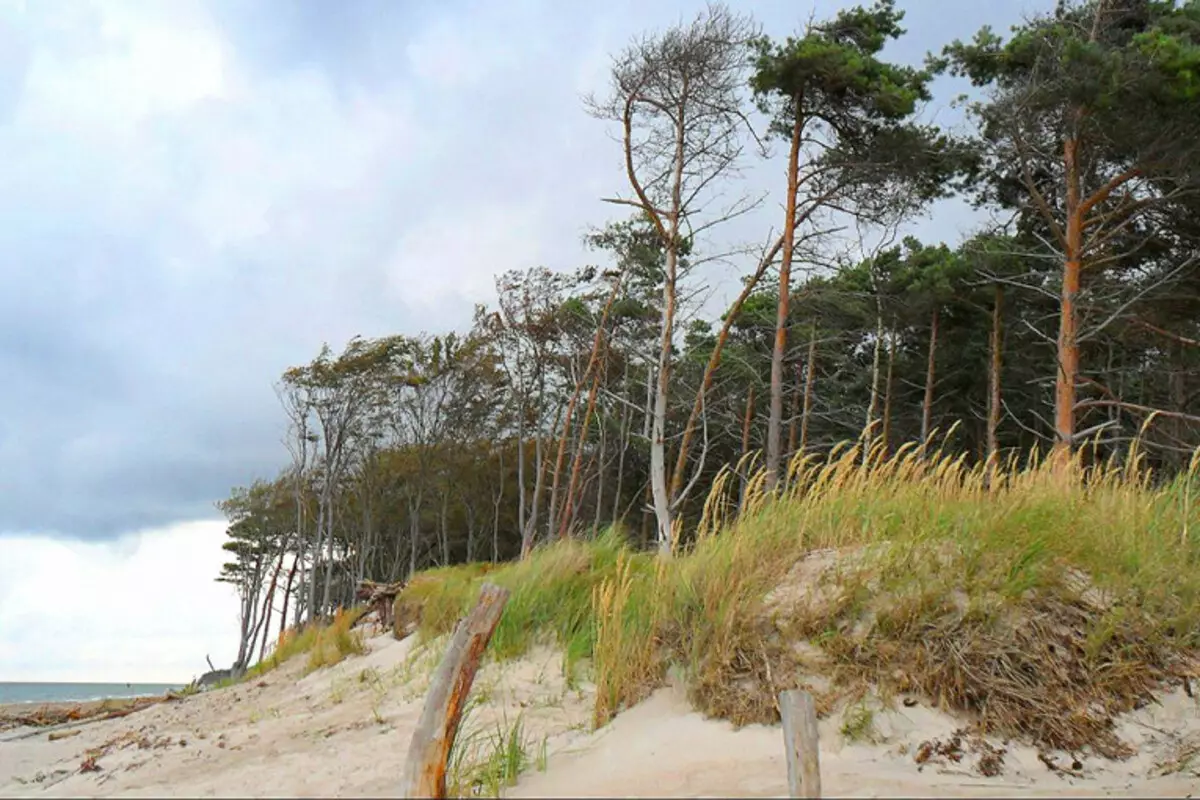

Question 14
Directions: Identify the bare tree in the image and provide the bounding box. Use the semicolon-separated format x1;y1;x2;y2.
587;3;758;554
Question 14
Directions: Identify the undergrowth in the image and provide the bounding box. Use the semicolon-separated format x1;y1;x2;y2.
242;606;368;680
395;435;1200;756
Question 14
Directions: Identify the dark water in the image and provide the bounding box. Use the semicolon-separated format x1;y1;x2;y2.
0;682;182;705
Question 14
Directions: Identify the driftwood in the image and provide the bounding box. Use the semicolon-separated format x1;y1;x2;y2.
401;582;510;799
780;689;821;798
354;579;406;632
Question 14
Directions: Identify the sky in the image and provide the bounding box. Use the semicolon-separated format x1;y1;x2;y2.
0;0;1035;683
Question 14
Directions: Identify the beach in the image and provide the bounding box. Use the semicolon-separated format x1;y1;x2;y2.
2;630;1199;798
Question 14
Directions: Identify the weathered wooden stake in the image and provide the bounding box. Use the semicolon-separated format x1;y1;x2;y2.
401;582;510;799
779;689;821;798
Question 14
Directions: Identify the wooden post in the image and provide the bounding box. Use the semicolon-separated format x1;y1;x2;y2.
779;689;821;798
401;583;510;799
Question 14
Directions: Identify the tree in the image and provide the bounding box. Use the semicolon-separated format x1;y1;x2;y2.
588;3;759;554
751;0;975;488
943;0;1200;460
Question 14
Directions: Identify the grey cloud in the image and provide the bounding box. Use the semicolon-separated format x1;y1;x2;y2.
0;0;1031;542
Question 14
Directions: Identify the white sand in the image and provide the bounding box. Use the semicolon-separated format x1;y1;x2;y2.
2;631;1198;798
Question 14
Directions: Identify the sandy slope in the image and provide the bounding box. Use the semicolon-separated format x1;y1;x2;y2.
1;631;1198;798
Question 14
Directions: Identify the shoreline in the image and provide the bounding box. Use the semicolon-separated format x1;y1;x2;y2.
2;631;1198;798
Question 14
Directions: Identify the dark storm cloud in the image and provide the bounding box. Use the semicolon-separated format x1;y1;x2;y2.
0;0;1031;542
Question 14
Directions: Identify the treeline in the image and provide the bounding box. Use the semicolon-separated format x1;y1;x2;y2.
216;0;1200;669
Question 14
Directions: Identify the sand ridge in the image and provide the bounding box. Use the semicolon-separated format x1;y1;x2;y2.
1;631;1198;798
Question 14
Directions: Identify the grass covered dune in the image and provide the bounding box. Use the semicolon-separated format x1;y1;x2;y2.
394;441;1200;759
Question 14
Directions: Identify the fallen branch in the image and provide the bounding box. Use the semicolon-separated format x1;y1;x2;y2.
401;582;510;799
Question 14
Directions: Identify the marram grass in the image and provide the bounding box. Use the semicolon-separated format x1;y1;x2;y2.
399;437;1200;753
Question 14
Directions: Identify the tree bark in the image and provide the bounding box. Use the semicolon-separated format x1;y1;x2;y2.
800;330;817;454
882;326;897;458
739;385;755;509
921;306;940;448
548;279;622;542
560;351;607;539
670;235;781;506
864;303;884;465
1055;135;1083;462
400;583;511;799
611;363;632;525
787;360;802;462
767;95;806;493
987;283;1004;469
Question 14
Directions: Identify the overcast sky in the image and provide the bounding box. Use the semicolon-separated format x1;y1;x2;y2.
0;0;1033;683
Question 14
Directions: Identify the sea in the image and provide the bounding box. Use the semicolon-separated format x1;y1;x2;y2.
0;682;183;706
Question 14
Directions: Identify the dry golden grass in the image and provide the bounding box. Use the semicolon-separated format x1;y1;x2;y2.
392;433;1200;754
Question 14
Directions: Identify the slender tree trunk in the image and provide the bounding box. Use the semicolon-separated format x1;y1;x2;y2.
864;302;885;465
640;363;654;547
787;361;801;462
408;490;423;578
492;444;504;563
560;354;607;539
593;407;608;535
516;409;526;544
921;306;940;447
612;362;632;525
320;486;337;617
549;280;622;541
438;487;450;566
987;283;1004;469
767;97;806;493
800;330;817;454
279;551;299;642
521;432;547;559
739;386;755;509
649;269;677;555
670;238;780;504
256;551;285;665
882;326;897;458
1055;135;1083;463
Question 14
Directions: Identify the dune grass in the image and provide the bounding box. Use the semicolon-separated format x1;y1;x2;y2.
241;606;368;680
396;435;1200;754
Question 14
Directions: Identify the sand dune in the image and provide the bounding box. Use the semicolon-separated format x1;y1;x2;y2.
2;631;1198;798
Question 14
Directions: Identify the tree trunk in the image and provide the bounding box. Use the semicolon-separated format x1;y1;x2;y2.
640;363;655;547
516;376;527;542
279;551;299;643
1055;135;1083;462
864;302;884;465
987;283;1004;469
882;325;897;458
767;96;805;493
739;385;755;510
593;405;608;535
787;361;802;462
560;356;606;539
492;444;504;563
407;490;423;579
612;362;632;525
438;488;450;566
800;330;817;454
548;280;622;541
669;236;780;505
921;306;940;448
320;489;337;616
256;550;285;665
520;431;547;559
401;584;511;799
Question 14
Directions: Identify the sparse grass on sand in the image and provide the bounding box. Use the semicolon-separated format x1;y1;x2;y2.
241;606;368;682
395;434;1200;758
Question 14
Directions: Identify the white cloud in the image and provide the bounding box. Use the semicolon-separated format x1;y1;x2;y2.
0;521;241;683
